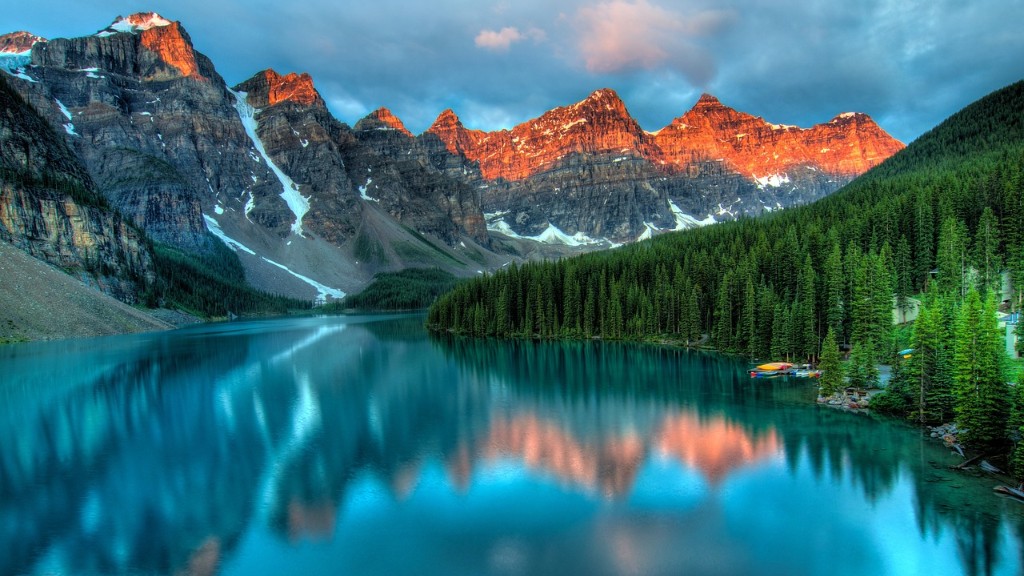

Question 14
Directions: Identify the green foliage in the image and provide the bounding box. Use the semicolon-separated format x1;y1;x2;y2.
847;342;879;389
152;241;310;317
1011;372;1024;480
871;358;915;417
818;327;843;396
901;290;956;424
952;290;1009;446
326;268;458;311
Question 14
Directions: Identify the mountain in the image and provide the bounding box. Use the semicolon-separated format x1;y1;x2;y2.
426;88;903;243
0;14;499;302
0;12;903;310
427;79;1024;355
0;73;154;303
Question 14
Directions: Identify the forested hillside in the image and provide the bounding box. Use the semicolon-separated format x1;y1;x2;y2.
428;81;1024;364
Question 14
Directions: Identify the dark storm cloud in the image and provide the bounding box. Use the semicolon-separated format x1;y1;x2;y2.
6;0;1024;142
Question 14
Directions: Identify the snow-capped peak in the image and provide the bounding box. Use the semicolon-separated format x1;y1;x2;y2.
0;31;46;54
97;13;172;37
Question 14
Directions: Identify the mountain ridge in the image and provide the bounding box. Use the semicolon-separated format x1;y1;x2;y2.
0;11;907;315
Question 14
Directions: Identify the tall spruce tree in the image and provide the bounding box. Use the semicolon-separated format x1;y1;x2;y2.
952;290;1009;446
818;327;843;396
972;207;1002;297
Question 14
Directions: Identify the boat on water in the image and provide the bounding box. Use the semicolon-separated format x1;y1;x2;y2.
750;362;795;378
749;362;822;378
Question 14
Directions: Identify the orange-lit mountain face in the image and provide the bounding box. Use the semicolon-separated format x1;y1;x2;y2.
94;13;206;80
235;69;325;108
653;94;903;182
365;107;414;137
428;89;903;183
0;31;45;53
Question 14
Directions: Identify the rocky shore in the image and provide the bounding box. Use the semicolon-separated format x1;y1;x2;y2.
816;387;881;412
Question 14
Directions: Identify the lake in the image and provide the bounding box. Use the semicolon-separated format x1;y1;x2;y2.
1;314;1022;575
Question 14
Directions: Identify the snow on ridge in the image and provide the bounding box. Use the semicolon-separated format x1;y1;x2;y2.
487;217;604;247
229;88;310;236
104;13;172;35
754;173;790;189
668;199;716;230
359;178;379;202
533;223;602;246
54;99;78;136
637;223;658;241
203;214;255;255
259;257;345;304
203;213;345;303
0;51;35;82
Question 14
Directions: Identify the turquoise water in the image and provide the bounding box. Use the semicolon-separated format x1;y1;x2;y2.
0;314;1021;575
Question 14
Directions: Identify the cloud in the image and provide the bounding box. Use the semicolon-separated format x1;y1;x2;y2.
475;26;544;52
573;0;734;85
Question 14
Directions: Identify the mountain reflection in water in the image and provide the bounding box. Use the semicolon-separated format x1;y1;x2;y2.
0;314;1021;576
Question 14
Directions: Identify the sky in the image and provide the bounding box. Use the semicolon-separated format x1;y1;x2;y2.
6;0;1024;143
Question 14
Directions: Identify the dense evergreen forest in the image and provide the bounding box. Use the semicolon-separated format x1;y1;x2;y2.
152;242;311;317
428;80;1024;452
320;268;457;312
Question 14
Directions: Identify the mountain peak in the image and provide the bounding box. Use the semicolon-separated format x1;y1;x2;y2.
98;13;173;36
234;69;323;108
829;111;867;123
365;107;413;136
694;93;724;107
0;31;46;54
263;69;322;107
433;108;461;125
570;87;628;114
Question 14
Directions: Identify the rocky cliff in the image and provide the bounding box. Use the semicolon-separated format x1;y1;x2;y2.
425;89;904;242
0;74;154;303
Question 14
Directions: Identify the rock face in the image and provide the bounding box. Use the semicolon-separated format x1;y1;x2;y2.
0;75;154;303
426;89;904;242
652;93;902;181
0;31;45;53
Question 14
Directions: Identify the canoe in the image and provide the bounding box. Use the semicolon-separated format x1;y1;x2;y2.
756;362;794;372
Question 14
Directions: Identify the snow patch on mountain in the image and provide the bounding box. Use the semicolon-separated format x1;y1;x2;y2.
669;199;716;230
486;215;603;247
203;214;255;255
54;99;78;136
259;258;345;304
0;50;36;82
230;88;310;236
100;13;172;36
359;178;379;202
204;214;344;303
754;173;790;189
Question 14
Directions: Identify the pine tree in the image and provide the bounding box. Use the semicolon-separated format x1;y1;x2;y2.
796;255;818;360
952;290;1009;446
914;190;935;289
1010;372;1024;481
973;207;1002;297
824;241;845;340
818;327;843;397
847;342;879;389
895;235;913;323
936;217;969;300
905;295;955;423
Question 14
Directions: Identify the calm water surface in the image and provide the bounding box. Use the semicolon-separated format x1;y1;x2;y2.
1;314;1022;576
